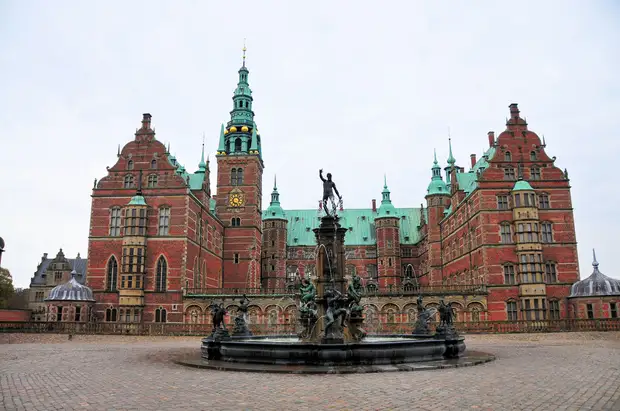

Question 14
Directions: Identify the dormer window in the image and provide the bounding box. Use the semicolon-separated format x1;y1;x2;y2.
151;159;157;169
530;151;537;161
504;151;512;162
127;160;134;170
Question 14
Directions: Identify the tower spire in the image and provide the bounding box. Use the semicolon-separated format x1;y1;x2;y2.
217;123;226;155
447;137;456;166
242;39;247;68
592;248;599;268
198;133;207;170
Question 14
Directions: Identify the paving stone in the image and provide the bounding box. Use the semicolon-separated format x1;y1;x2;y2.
0;332;619;410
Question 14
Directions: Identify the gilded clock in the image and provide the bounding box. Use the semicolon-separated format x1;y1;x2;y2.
228;192;245;207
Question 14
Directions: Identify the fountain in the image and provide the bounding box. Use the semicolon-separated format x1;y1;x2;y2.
186;170;492;373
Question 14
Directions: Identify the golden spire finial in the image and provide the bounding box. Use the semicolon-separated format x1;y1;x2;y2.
242;38;247;67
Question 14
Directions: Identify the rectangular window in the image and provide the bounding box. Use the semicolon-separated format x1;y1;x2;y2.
233;253;240;264
504;168;516;180
497;195;509;210
402;248;412;258
507;301;518;321
127;275;133;288
524;299;532;320
75;306;81;322
545;263;557;283
35;291;44;302
109;208;122;236
541;223;553;243
55;271;63;282
539;195;550;209
367;264;378;279
586;303;594;319
500;224;512;244
611;303;618;319
549;300;560;320
126;310;131;323
503;265;516;285
57;306;63;322
138;209;146;235
531;167;541;180
158;208;170;236
514;194;521;207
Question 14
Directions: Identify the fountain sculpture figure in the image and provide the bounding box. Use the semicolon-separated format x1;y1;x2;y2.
232;294;252;337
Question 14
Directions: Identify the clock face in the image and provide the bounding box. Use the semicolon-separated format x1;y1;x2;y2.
228;192;245;207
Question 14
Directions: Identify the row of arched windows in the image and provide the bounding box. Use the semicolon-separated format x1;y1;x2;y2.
503;150;538;162
126;159;158;170
105;256;168;292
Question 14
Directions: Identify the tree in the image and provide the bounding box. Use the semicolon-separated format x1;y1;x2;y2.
8;288;30;310
0;267;15;309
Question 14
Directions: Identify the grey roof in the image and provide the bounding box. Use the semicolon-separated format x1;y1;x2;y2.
570;249;620;297
45;275;95;302
30;251;87;286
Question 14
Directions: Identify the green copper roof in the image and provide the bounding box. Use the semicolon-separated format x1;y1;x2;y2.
264;176;286;220
128;195;147;206
210;198;216;214
427;149;449;195
512;179;534;191
264;208;423;246
377;176;398;218
471;146;496;174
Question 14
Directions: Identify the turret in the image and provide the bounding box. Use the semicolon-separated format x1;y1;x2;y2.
425;149;451;283
119;171;147;314
262;176;287;288
374;176;401;287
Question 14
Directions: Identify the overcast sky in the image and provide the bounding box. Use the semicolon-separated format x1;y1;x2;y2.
1;1;618;288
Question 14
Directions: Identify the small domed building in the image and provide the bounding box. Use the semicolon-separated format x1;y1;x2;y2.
568;250;620;319
45;269;96;322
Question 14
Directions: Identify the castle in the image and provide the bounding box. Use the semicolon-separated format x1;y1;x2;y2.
37;54;585;326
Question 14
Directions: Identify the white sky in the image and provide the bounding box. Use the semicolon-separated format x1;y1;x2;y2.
1;1;618;288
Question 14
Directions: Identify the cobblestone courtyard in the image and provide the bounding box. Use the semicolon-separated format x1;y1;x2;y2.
1;332;619;411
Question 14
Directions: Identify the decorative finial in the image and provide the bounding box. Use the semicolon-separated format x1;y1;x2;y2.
117;144;120;157
242;38;247;67
200;132;206;165
433;148;438;165
273;174;277;190
542;135;546;147
167;142;170;153
383;173;388;188
592;248;599;268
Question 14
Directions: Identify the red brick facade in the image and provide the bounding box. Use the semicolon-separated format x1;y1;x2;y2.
84;63;580;325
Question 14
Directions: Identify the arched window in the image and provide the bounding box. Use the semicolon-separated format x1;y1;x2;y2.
530;151;537;161
155;307;167;323
127;160;134;170
106;257;118;291
155;256;167;292
236;168;244;185
404;265;414;278
504;151;512;162
105;307;117;322
147;174;158;188
234;138;242;152
124;174;134;188
193;258;201;289
231;217;241;227
151;159;157;169
230;168;244;185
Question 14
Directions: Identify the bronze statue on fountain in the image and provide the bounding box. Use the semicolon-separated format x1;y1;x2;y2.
232;294;252;337
319;169;342;218
207;302;230;342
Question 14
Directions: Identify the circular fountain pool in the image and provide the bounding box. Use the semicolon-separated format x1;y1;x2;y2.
200;334;465;366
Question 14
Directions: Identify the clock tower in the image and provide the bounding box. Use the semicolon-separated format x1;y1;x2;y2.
215;46;264;288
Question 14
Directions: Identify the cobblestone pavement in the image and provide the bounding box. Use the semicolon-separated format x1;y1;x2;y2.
1;332;619;411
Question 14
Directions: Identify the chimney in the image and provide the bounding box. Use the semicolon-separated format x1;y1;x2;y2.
487;131;495;147
372;199;377;212
470;154;477;168
141;113;152;129
509;103;520;119
43;252;48;260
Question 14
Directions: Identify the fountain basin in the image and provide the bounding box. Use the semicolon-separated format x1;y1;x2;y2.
201;334;465;366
